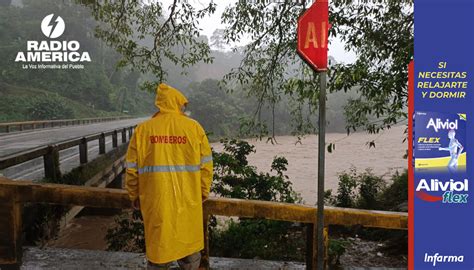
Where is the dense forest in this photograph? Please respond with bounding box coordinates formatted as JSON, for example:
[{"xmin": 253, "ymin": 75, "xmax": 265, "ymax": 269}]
[{"xmin": 0, "ymin": 0, "xmax": 357, "ymax": 138}]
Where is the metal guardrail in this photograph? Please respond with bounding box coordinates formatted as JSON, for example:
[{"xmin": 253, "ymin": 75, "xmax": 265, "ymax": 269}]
[
  {"xmin": 0, "ymin": 125, "xmax": 135, "ymax": 181},
  {"xmin": 0, "ymin": 178, "xmax": 408, "ymax": 270},
  {"xmin": 0, "ymin": 116, "xmax": 133, "ymax": 133}
]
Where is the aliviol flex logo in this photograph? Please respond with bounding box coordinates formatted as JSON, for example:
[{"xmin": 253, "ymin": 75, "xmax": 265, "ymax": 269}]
[
  {"xmin": 15, "ymin": 14, "xmax": 91, "ymax": 69},
  {"xmin": 416, "ymin": 178, "xmax": 468, "ymax": 203}
]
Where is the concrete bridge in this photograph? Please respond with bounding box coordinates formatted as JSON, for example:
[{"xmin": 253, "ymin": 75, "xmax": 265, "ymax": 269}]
[
  {"xmin": 0, "ymin": 117, "xmax": 408, "ymax": 270},
  {"xmin": 0, "ymin": 117, "xmax": 146, "ymax": 181}
]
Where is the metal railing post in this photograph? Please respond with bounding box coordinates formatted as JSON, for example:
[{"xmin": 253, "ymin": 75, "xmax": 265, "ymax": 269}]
[
  {"xmin": 112, "ymin": 130, "xmax": 118, "ymax": 148},
  {"xmin": 43, "ymin": 145, "xmax": 61, "ymax": 181},
  {"xmin": 121, "ymin": 128, "xmax": 127, "ymax": 143},
  {"xmin": 79, "ymin": 138, "xmax": 88, "ymax": 164},
  {"xmin": 99, "ymin": 133, "xmax": 106, "ymax": 155}
]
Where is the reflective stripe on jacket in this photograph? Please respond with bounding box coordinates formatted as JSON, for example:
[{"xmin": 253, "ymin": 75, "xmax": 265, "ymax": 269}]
[{"xmin": 125, "ymin": 83, "xmax": 213, "ymax": 264}]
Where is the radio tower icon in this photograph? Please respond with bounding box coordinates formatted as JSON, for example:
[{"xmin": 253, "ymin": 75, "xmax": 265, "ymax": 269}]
[{"xmin": 41, "ymin": 14, "xmax": 65, "ymax": 39}]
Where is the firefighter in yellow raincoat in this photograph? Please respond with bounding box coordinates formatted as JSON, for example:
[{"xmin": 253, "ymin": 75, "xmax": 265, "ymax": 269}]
[{"xmin": 125, "ymin": 83, "xmax": 213, "ymax": 270}]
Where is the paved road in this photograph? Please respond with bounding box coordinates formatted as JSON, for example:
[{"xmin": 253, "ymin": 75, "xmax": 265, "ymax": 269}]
[{"xmin": 0, "ymin": 117, "xmax": 147, "ymax": 157}]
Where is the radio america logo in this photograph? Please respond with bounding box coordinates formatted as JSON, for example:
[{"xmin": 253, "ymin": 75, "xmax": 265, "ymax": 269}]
[
  {"xmin": 41, "ymin": 14, "xmax": 65, "ymax": 38},
  {"xmin": 416, "ymin": 178, "xmax": 468, "ymax": 204},
  {"xmin": 15, "ymin": 13, "xmax": 91, "ymax": 68}
]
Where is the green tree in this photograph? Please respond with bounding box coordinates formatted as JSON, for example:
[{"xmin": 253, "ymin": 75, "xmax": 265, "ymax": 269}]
[
  {"xmin": 78, "ymin": 0, "xmax": 216, "ymax": 91},
  {"xmin": 0, "ymin": 0, "xmax": 158, "ymax": 118},
  {"xmin": 80, "ymin": 0, "xmax": 413, "ymax": 136},
  {"xmin": 212, "ymin": 139, "xmax": 301, "ymax": 203},
  {"xmin": 221, "ymin": 0, "xmax": 413, "ymax": 135},
  {"xmin": 210, "ymin": 29, "xmax": 226, "ymax": 51},
  {"xmin": 187, "ymin": 79, "xmax": 244, "ymax": 138},
  {"xmin": 26, "ymin": 94, "xmax": 74, "ymax": 120}
]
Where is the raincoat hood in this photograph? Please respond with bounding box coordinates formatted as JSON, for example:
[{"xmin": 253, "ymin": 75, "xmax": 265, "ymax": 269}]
[{"xmin": 155, "ymin": 83, "xmax": 188, "ymax": 114}]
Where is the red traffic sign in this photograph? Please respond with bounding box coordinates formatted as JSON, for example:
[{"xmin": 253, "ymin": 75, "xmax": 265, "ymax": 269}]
[{"xmin": 297, "ymin": 0, "xmax": 329, "ymax": 72}]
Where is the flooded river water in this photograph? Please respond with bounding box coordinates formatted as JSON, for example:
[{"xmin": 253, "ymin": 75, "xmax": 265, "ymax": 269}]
[
  {"xmin": 216, "ymin": 125, "xmax": 407, "ymax": 205},
  {"xmin": 48, "ymin": 125, "xmax": 407, "ymax": 252}
]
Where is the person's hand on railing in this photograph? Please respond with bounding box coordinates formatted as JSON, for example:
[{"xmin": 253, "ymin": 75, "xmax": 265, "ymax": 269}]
[{"xmin": 132, "ymin": 198, "xmax": 140, "ymax": 210}]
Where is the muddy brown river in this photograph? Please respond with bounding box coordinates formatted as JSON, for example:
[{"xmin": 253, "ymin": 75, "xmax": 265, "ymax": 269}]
[
  {"xmin": 49, "ymin": 125, "xmax": 407, "ymax": 254},
  {"xmin": 215, "ymin": 125, "xmax": 407, "ymax": 205}
]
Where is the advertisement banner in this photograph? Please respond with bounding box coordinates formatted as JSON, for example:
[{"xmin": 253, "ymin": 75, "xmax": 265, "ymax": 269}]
[{"xmin": 412, "ymin": 0, "xmax": 474, "ymax": 269}]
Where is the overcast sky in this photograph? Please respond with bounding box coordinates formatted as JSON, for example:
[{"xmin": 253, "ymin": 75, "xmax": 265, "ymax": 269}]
[{"xmin": 160, "ymin": 0, "xmax": 356, "ymax": 64}]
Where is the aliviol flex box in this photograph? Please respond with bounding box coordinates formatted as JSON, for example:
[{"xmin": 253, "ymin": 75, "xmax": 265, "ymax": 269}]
[{"xmin": 414, "ymin": 111, "xmax": 467, "ymax": 172}]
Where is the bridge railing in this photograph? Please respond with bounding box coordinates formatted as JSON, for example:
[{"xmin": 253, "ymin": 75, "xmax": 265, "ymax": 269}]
[
  {"xmin": 0, "ymin": 125, "xmax": 135, "ymax": 181},
  {"xmin": 0, "ymin": 116, "xmax": 133, "ymax": 133},
  {"xmin": 0, "ymin": 178, "xmax": 408, "ymax": 270}
]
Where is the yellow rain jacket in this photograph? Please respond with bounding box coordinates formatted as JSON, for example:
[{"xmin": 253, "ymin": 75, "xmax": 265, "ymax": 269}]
[{"xmin": 125, "ymin": 83, "xmax": 213, "ymax": 264}]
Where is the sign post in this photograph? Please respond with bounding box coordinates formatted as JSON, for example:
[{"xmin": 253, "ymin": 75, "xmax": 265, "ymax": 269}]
[
  {"xmin": 316, "ymin": 71, "xmax": 326, "ymax": 270},
  {"xmin": 297, "ymin": 1, "xmax": 329, "ymax": 269}
]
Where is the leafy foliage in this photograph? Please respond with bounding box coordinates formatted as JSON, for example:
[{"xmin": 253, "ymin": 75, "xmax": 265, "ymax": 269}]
[
  {"xmin": 209, "ymin": 139, "xmax": 305, "ymax": 261},
  {"xmin": 212, "ymin": 139, "xmax": 301, "ymax": 203},
  {"xmin": 79, "ymin": 0, "xmax": 216, "ymax": 91},
  {"xmin": 357, "ymin": 170, "xmax": 386, "ymax": 210},
  {"xmin": 328, "ymin": 238, "xmax": 349, "ymax": 266},
  {"xmin": 221, "ymin": 1, "xmax": 316, "ymax": 138},
  {"xmin": 2, "ymin": 0, "xmax": 365, "ymax": 136},
  {"xmin": 106, "ymin": 210, "xmax": 145, "ymax": 253},
  {"xmin": 221, "ymin": 0, "xmax": 413, "ymax": 135},
  {"xmin": 0, "ymin": 0, "xmax": 156, "ymax": 119},
  {"xmin": 331, "ymin": 1, "xmax": 413, "ymax": 134},
  {"xmin": 80, "ymin": 0, "xmax": 412, "ymax": 136},
  {"xmin": 330, "ymin": 168, "xmax": 358, "ymax": 208},
  {"xmin": 379, "ymin": 170, "xmax": 408, "ymax": 211},
  {"xmin": 0, "ymin": 82, "xmax": 124, "ymax": 122},
  {"xmin": 26, "ymin": 94, "xmax": 74, "ymax": 120},
  {"xmin": 326, "ymin": 168, "xmax": 406, "ymax": 211},
  {"xmin": 326, "ymin": 169, "xmax": 408, "ymax": 260},
  {"xmin": 187, "ymin": 79, "xmax": 244, "ymax": 138},
  {"xmin": 210, "ymin": 219, "xmax": 306, "ymax": 261}
]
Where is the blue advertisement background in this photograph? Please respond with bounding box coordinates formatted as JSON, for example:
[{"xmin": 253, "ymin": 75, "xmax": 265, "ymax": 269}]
[{"xmin": 414, "ymin": 0, "xmax": 474, "ymax": 269}]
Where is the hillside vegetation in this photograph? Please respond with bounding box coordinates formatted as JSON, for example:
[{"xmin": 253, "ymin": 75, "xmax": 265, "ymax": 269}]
[
  {"xmin": 0, "ymin": 0, "xmax": 356, "ymax": 139},
  {"xmin": 0, "ymin": 82, "xmax": 125, "ymax": 121}
]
